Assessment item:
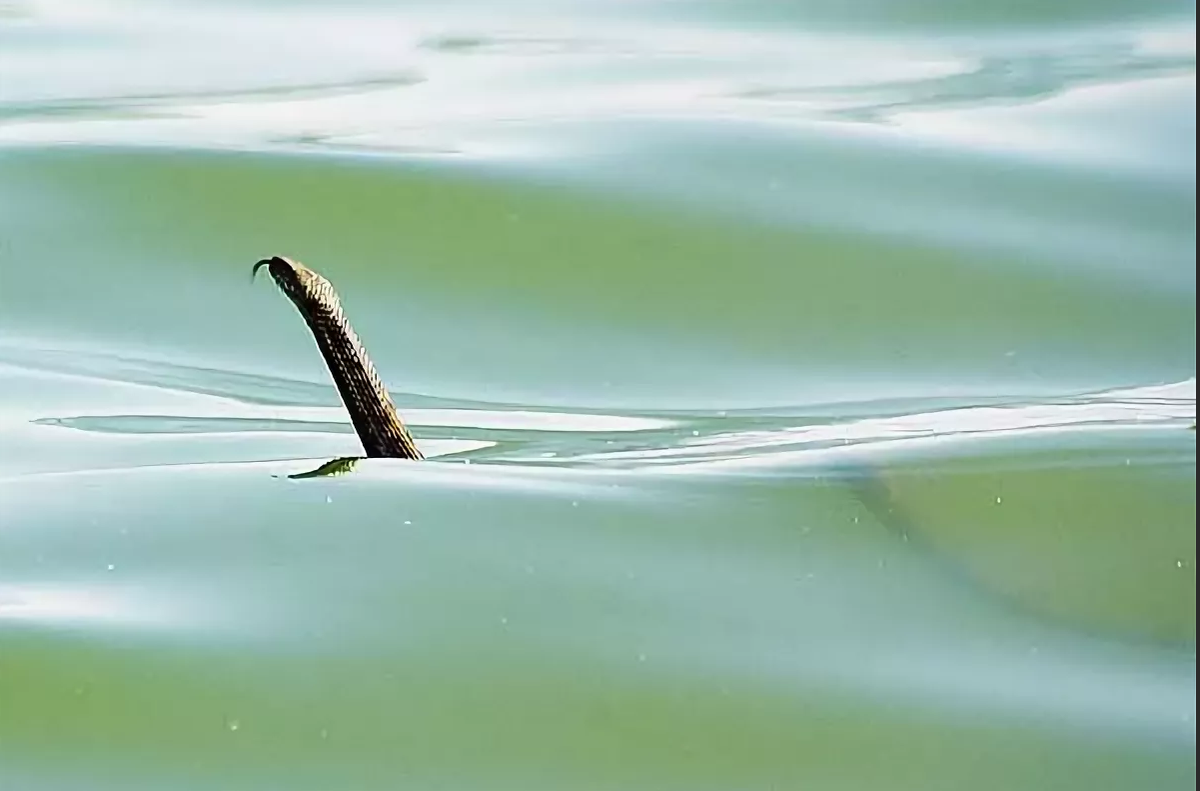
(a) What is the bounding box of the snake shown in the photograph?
[253,255,423,460]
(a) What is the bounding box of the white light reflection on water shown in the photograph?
[0,582,186,630]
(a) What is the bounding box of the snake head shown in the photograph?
[253,255,328,307]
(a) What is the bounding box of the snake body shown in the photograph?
[254,255,423,460]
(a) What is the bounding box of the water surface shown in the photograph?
[0,1,1195,789]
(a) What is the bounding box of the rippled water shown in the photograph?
[0,1,1195,789]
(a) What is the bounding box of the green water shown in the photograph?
[0,1,1195,789]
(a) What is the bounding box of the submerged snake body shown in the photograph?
[254,256,423,460]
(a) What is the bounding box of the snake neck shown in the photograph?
[302,300,423,460]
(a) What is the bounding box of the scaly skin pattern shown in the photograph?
[254,255,423,460]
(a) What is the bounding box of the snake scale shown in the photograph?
[253,255,423,460]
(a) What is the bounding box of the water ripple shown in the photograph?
[6,345,1193,474]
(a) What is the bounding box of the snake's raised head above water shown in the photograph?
[254,254,423,461]
[253,256,328,312]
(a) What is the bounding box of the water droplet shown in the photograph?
[995,496,1002,504]
[637,653,647,662]
[499,616,508,626]
[106,564,115,572]
[325,495,332,504]
[227,719,240,732]
[403,520,412,526]
[320,728,329,739]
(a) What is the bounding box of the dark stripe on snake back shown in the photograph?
[254,255,423,460]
